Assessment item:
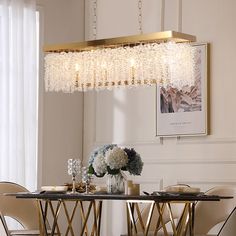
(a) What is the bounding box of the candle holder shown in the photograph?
[67,159,81,193]
[82,166,92,194]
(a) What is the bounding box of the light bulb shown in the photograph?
[130,58,136,67]
[75,63,80,72]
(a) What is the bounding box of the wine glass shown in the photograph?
[67,159,81,193]
[82,166,92,194]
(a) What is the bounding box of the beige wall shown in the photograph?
[35,0,236,235]
[37,0,84,186]
[84,0,236,235]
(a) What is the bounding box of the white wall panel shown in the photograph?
[142,0,162,32]
[182,0,236,138]
[164,0,179,31]
[85,0,163,39]
[95,87,157,143]
[83,0,236,235]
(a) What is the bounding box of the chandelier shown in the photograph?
[44,31,197,92]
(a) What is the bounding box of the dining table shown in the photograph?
[10,191,233,236]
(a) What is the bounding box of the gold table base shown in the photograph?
[38,199,102,236]
[126,201,195,236]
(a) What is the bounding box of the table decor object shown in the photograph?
[106,172,125,194]
[82,166,93,193]
[88,144,143,194]
[127,183,140,195]
[64,182,96,193]
[67,158,81,193]
[41,186,68,193]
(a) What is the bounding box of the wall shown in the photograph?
[84,0,236,235]
[37,0,84,187]
[35,0,85,234]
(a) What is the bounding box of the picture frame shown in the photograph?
[156,43,209,137]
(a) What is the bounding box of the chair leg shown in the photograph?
[0,214,11,236]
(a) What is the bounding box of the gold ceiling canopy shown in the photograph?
[44,31,196,53]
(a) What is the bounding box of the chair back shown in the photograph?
[194,186,235,235]
[218,207,236,236]
[136,202,181,232]
[136,184,189,233]
[0,182,39,230]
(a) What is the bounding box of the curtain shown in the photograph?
[0,0,37,191]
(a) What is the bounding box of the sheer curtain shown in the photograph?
[0,0,37,191]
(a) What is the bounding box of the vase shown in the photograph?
[107,173,125,194]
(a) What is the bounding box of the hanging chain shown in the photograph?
[138,0,143,34]
[93,0,142,37]
[92,0,97,39]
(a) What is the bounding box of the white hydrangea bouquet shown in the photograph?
[88,144,143,177]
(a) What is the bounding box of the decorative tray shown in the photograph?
[64,182,96,193]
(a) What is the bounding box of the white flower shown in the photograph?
[92,154,107,175]
[105,147,128,170]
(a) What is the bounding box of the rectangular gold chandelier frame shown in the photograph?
[44,31,196,52]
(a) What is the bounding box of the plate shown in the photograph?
[169,191,203,196]
[159,186,201,195]
[153,191,204,196]
[41,186,68,193]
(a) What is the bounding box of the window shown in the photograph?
[0,0,38,191]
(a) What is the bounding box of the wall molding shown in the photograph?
[176,136,236,145]
[94,136,236,147]
[176,179,236,186]
[94,138,162,147]
[144,156,236,165]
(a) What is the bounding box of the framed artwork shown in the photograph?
[156,43,209,137]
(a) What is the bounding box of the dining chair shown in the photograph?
[0,181,41,235]
[122,202,181,236]
[123,184,190,236]
[134,201,182,233]
[194,186,236,236]
[217,206,236,236]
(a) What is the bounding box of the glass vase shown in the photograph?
[107,172,125,194]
